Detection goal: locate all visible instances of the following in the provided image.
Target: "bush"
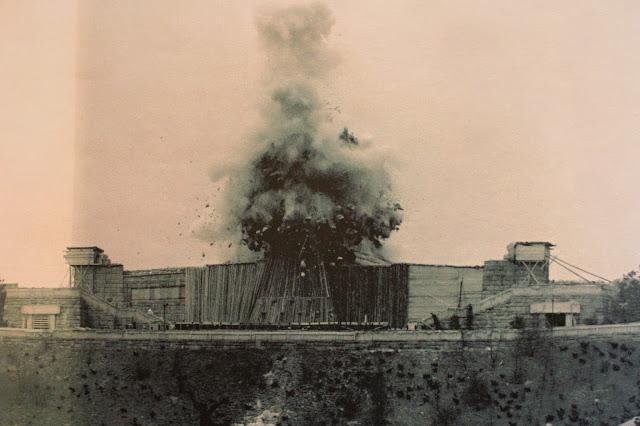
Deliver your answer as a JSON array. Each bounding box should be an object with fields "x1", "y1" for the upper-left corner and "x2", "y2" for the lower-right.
[
  {"x1": 449, "y1": 315, "x2": 461, "y2": 330},
  {"x1": 433, "y1": 405, "x2": 459, "y2": 426},
  {"x1": 510, "y1": 315, "x2": 526, "y2": 329},
  {"x1": 465, "y1": 304, "x2": 474, "y2": 329},
  {"x1": 463, "y1": 372, "x2": 492, "y2": 409},
  {"x1": 432, "y1": 314, "x2": 443, "y2": 330},
  {"x1": 606, "y1": 269, "x2": 640, "y2": 323}
]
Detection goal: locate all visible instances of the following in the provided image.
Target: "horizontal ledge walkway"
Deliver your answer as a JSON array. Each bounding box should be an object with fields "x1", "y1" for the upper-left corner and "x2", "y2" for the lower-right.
[{"x1": 1, "y1": 322, "x2": 640, "y2": 344}]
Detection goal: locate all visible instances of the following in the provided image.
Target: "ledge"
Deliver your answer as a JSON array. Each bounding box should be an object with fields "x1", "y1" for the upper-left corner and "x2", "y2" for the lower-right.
[{"x1": 1, "y1": 323, "x2": 640, "y2": 343}]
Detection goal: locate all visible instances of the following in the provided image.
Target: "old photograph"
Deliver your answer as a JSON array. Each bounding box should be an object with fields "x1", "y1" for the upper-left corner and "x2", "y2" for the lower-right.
[{"x1": 2, "y1": 1, "x2": 640, "y2": 424}]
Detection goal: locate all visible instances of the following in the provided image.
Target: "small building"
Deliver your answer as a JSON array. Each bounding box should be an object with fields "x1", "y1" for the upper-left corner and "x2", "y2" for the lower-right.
[{"x1": 0, "y1": 286, "x2": 82, "y2": 329}]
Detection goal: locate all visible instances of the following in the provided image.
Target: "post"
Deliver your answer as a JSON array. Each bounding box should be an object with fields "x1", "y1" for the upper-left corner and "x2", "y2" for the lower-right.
[{"x1": 163, "y1": 303, "x2": 168, "y2": 330}]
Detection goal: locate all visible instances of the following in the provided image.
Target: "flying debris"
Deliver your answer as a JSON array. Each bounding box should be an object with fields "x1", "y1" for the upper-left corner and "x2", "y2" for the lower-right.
[
  {"x1": 238, "y1": 109, "x2": 402, "y2": 265},
  {"x1": 339, "y1": 127, "x2": 358, "y2": 145},
  {"x1": 202, "y1": 3, "x2": 402, "y2": 269}
]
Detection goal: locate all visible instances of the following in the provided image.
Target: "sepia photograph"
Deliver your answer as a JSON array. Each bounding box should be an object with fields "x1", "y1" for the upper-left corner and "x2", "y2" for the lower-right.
[{"x1": 1, "y1": 1, "x2": 640, "y2": 424}]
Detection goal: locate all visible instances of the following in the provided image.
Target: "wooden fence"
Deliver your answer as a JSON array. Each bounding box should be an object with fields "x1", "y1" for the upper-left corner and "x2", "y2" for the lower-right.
[
  {"x1": 184, "y1": 261, "x2": 409, "y2": 328},
  {"x1": 185, "y1": 262, "x2": 264, "y2": 324},
  {"x1": 328, "y1": 264, "x2": 409, "y2": 328}
]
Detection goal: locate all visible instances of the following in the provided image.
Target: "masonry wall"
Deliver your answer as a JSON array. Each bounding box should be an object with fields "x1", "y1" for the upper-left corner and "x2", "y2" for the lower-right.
[
  {"x1": 71, "y1": 265, "x2": 187, "y2": 323},
  {"x1": 60, "y1": 258, "x2": 606, "y2": 331},
  {"x1": 0, "y1": 285, "x2": 8, "y2": 326},
  {"x1": 406, "y1": 264, "x2": 483, "y2": 323},
  {"x1": 2, "y1": 288, "x2": 82, "y2": 329},
  {"x1": 474, "y1": 284, "x2": 607, "y2": 328},
  {"x1": 482, "y1": 260, "x2": 548, "y2": 296},
  {"x1": 2, "y1": 327, "x2": 640, "y2": 425},
  {"x1": 124, "y1": 268, "x2": 186, "y2": 323},
  {"x1": 72, "y1": 264, "x2": 126, "y2": 307},
  {"x1": 80, "y1": 295, "x2": 120, "y2": 328},
  {"x1": 79, "y1": 293, "x2": 160, "y2": 329}
]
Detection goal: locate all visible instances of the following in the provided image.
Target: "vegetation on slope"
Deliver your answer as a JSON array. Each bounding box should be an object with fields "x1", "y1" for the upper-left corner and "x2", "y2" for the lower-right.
[{"x1": 1, "y1": 331, "x2": 639, "y2": 425}]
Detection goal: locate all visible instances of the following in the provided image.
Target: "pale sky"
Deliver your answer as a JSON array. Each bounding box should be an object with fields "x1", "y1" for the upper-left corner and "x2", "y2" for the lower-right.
[
  {"x1": 2, "y1": 0, "x2": 640, "y2": 286},
  {"x1": 0, "y1": 1, "x2": 76, "y2": 287}
]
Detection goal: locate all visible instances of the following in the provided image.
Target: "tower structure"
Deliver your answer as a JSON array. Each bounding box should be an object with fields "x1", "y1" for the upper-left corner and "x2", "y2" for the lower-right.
[
  {"x1": 64, "y1": 247, "x2": 110, "y2": 290},
  {"x1": 504, "y1": 241, "x2": 554, "y2": 285}
]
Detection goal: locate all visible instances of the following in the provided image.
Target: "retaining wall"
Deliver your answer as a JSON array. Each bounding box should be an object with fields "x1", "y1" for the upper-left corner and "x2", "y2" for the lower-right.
[
  {"x1": 2, "y1": 322, "x2": 640, "y2": 347},
  {"x1": 2, "y1": 324, "x2": 640, "y2": 425}
]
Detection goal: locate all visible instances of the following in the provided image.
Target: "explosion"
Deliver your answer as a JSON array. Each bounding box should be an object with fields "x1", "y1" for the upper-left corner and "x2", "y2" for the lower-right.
[
  {"x1": 210, "y1": 4, "x2": 402, "y2": 266},
  {"x1": 240, "y1": 86, "x2": 402, "y2": 264}
]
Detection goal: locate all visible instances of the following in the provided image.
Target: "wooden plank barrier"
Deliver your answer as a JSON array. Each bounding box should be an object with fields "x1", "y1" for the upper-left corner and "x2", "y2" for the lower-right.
[{"x1": 185, "y1": 261, "x2": 409, "y2": 328}]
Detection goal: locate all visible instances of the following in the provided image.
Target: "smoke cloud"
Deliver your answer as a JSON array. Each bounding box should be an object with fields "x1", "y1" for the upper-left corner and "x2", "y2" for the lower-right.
[
  {"x1": 200, "y1": 3, "x2": 402, "y2": 264},
  {"x1": 256, "y1": 2, "x2": 339, "y2": 81}
]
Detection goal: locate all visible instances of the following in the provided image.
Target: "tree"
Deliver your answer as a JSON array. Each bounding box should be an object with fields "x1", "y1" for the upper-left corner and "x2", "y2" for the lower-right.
[
  {"x1": 432, "y1": 313, "x2": 443, "y2": 330},
  {"x1": 607, "y1": 269, "x2": 640, "y2": 323},
  {"x1": 465, "y1": 304, "x2": 474, "y2": 329},
  {"x1": 449, "y1": 315, "x2": 461, "y2": 330}
]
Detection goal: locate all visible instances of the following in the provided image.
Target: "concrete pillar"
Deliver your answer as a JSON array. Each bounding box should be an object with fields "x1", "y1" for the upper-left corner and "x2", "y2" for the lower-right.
[{"x1": 565, "y1": 313, "x2": 575, "y2": 327}]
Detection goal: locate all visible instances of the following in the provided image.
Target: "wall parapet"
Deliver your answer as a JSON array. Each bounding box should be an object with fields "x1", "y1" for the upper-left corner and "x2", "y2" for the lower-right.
[
  {"x1": 5, "y1": 288, "x2": 81, "y2": 298},
  {"x1": 124, "y1": 268, "x2": 186, "y2": 276}
]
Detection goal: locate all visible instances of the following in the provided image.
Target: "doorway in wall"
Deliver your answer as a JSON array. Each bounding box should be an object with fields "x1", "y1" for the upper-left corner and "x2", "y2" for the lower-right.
[{"x1": 545, "y1": 313, "x2": 566, "y2": 327}]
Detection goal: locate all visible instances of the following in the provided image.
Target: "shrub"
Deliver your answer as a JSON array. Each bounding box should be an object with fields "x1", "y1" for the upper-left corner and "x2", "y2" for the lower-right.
[
  {"x1": 433, "y1": 405, "x2": 459, "y2": 426},
  {"x1": 510, "y1": 315, "x2": 526, "y2": 329},
  {"x1": 606, "y1": 269, "x2": 640, "y2": 323},
  {"x1": 465, "y1": 304, "x2": 474, "y2": 329},
  {"x1": 463, "y1": 371, "x2": 492, "y2": 409},
  {"x1": 449, "y1": 315, "x2": 461, "y2": 330},
  {"x1": 432, "y1": 314, "x2": 443, "y2": 330}
]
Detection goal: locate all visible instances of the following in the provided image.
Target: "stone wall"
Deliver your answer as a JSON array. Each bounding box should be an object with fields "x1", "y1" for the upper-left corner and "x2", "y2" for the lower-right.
[
  {"x1": 2, "y1": 288, "x2": 82, "y2": 329},
  {"x1": 407, "y1": 264, "x2": 483, "y2": 322},
  {"x1": 474, "y1": 284, "x2": 607, "y2": 328},
  {"x1": 55, "y1": 257, "x2": 606, "y2": 332},
  {"x1": 71, "y1": 265, "x2": 187, "y2": 323},
  {"x1": 80, "y1": 292, "x2": 162, "y2": 329},
  {"x1": 72, "y1": 264, "x2": 126, "y2": 307},
  {"x1": 80, "y1": 294, "x2": 120, "y2": 329},
  {"x1": 2, "y1": 326, "x2": 640, "y2": 425},
  {"x1": 0, "y1": 284, "x2": 9, "y2": 326},
  {"x1": 481, "y1": 259, "x2": 548, "y2": 296},
  {"x1": 124, "y1": 269, "x2": 186, "y2": 323}
]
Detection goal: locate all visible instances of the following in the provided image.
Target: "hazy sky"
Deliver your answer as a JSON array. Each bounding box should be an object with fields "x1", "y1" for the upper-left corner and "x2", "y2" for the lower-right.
[
  {"x1": 0, "y1": 1, "x2": 76, "y2": 287},
  {"x1": 2, "y1": 0, "x2": 640, "y2": 286}
]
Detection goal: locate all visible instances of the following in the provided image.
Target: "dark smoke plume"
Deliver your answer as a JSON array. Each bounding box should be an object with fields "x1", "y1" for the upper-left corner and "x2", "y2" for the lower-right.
[{"x1": 205, "y1": 3, "x2": 402, "y2": 265}]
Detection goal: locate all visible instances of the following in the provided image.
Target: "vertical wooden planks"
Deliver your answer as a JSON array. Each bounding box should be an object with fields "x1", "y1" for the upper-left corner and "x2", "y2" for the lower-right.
[{"x1": 185, "y1": 261, "x2": 410, "y2": 327}]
